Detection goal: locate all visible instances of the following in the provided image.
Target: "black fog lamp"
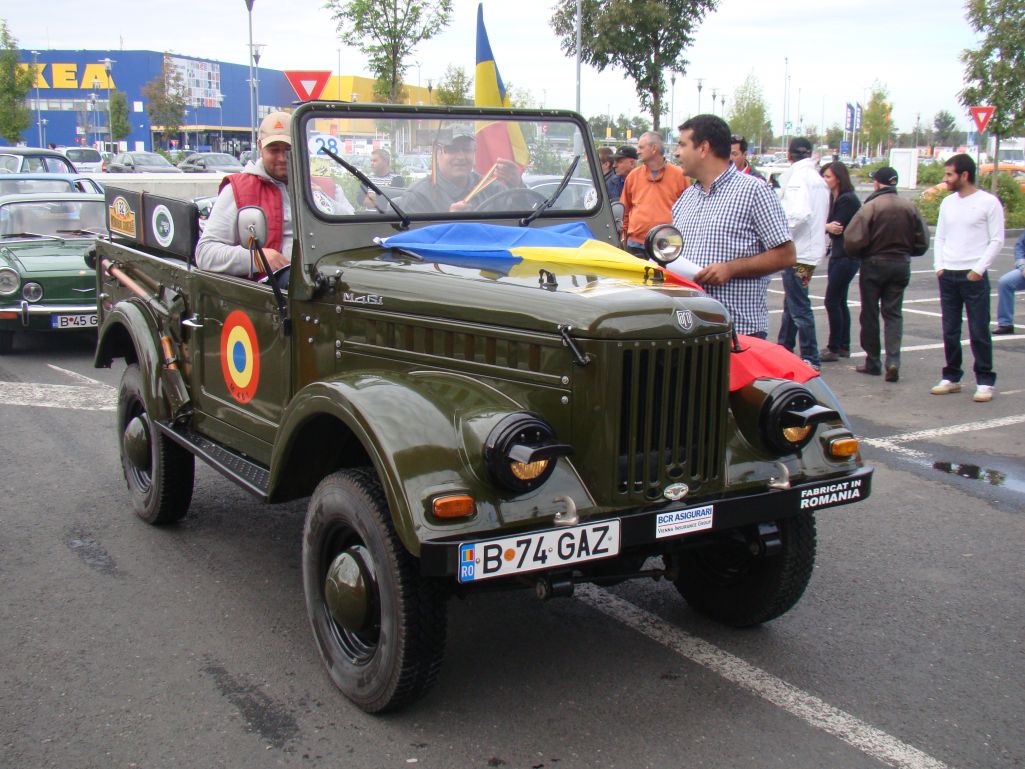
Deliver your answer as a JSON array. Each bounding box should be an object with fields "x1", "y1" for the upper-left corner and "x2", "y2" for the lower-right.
[
  {"x1": 484, "y1": 413, "x2": 573, "y2": 492},
  {"x1": 759, "y1": 383, "x2": 840, "y2": 454},
  {"x1": 644, "y1": 224, "x2": 683, "y2": 266}
]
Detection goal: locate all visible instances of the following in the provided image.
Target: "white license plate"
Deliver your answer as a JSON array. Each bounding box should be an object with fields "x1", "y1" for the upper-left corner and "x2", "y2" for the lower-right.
[
  {"x1": 51, "y1": 313, "x2": 97, "y2": 329},
  {"x1": 457, "y1": 520, "x2": 621, "y2": 583}
]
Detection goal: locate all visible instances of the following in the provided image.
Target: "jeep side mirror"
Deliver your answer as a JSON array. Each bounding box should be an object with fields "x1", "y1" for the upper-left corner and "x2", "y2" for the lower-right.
[{"x1": 237, "y1": 206, "x2": 268, "y2": 250}]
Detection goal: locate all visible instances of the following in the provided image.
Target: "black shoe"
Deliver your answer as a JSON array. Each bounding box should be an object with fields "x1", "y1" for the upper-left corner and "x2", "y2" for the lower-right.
[
  {"x1": 993, "y1": 325, "x2": 1014, "y2": 335},
  {"x1": 819, "y1": 349, "x2": 840, "y2": 362},
  {"x1": 856, "y1": 364, "x2": 881, "y2": 375},
  {"x1": 838, "y1": 347, "x2": 851, "y2": 358},
  {"x1": 884, "y1": 365, "x2": 899, "y2": 382}
]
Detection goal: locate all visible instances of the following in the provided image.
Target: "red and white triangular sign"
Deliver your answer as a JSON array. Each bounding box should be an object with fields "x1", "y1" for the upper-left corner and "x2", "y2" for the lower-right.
[
  {"x1": 284, "y1": 71, "x2": 331, "y2": 102},
  {"x1": 969, "y1": 105, "x2": 995, "y2": 134}
]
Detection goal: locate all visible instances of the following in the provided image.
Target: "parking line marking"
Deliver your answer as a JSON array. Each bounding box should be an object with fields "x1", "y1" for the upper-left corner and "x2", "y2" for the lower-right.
[
  {"x1": 867, "y1": 414, "x2": 1025, "y2": 446},
  {"x1": 0, "y1": 381, "x2": 116, "y2": 411},
  {"x1": 577, "y1": 584, "x2": 951, "y2": 769},
  {"x1": 47, "y1": 364, "x2": 112, "y2": 388}
]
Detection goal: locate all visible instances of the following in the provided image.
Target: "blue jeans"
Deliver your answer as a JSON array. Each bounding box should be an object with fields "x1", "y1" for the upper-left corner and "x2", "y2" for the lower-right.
[
  {"x1": 824, "y1": 256, "x2": 860, "y2": 352},
  {"x1": 938, "y1": 270, "x2": 995, "y2": 386},
  {"x1": 996, "y1": 267, "x2": 1025, "y2": 327},
  {"x1": 777, "y1": 265, "x2": 820, "y2": 365}
]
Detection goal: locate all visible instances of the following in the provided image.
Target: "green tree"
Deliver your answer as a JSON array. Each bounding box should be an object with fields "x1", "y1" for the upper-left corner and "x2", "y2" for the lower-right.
[
  {"x1": 824, "y1": 124, "x2": 843, "y2": 150},
  {"x1": 727, "y1": 73, "x2": 769, "y2": 152},
  {"x1": 142, "y1": 54, "x2": 187, "y2": 149},
  {"x1": 551, "y1": 0, "x2": 718, "y2": 132},
  {"x1": 933, "y1": 110, "x2": 958, "y2": 145},
  {"x1": 434, "y1": 64, "x2": 472, "y2": 106},
  {"x1": 860, "y1": 83, "x2": 893, "y2": 156},
  {"x1": 0, "y1": 20, "x2": 35, "y2": 144},
  {"x1": 109, "y1": 90, "x2": 131, "y2": 143},
  {"x1": 960, "y1": 0, "x2": 1025, "y2": 188},
  {"x1": 325, "y1": 0, "x2": 452, "y2": 104}
]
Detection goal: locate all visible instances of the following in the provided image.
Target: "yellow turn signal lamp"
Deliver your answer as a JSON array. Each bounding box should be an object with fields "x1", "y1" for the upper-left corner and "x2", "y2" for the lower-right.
[
  {"x1": 828, "y1": 437, "x2": 859, "y2": 458},
  {"x1": 432, "y1": 495, "x2": 476, "y2": 519}
]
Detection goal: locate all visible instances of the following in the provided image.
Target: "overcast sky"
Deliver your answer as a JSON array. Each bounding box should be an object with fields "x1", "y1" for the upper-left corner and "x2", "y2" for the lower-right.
[{"x1": 5, "y1": 0, "x2": 980, "y2": 136}]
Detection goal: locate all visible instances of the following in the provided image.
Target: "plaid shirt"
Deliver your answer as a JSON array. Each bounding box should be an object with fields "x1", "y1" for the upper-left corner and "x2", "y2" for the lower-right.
[{"x1": 671, "y1": 163, "x2": 791, "y2": 335}]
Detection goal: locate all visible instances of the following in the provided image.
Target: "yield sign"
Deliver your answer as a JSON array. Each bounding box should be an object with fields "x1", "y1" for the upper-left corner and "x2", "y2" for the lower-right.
[
  {"x1": 969, "y1": 105, "x2": 995, "y2": 134},
  {"x1": 284, "y1": 71, "x2": 332, "y2": 102}
]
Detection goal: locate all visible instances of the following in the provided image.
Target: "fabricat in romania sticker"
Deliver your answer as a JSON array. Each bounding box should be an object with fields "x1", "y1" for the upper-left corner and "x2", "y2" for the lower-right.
[{"x1": 220, "y1": 310, "x2": 260, "y2": 403}]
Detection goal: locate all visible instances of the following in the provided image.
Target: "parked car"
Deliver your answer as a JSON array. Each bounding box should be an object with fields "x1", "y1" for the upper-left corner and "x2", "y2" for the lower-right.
[
  {"x1": 0, "y1": 147, "x2": 77, "y2": 174},
  {"x1": 0, "y1": 191, "x2": 106, "y2": 354},
  {"x1": 58, "y1": 147, "x2": 104, "y2": 173},
  {"x1": 106, "y1": 152, "x2": 182, "y2": 173},
  {"x1": 523, "y1": 173, "x2": 599, "y2": 210},
  {"x1": 177, "y1": 152, "x2": 243, "y2": 173},
  {"x1": 0, "y1": 173, "x2": 103, "y2": 196}
]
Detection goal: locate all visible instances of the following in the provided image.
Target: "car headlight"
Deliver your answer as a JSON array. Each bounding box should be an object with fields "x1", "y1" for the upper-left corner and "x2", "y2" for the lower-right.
[
  {"x1": 483, "y1": 413, "x2": 573, "y2": 492},
  {"x1": 644, "y1": 224, "x2": 683, "y2": 265},
  {"x1": 0, "y1": 268, "x2": 19, "y2": 296},
  {"x1": 759, "y1": 383, "x2": 840, "y2": 454},
  {"x1": 22, "y1": 282, "x2": 43, "y2": 302}
]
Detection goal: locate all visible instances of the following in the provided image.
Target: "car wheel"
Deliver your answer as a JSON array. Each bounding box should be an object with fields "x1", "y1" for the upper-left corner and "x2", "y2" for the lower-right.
[
  {"x1": 673, "y1": 513, "x2": 816, "y2": 627},
  {"x1": 0, "y1": 330, "x2": 13, "y2": 355},
  {"x1": 303, "y1": 468, "x2": 448, "y2": 713},
  {"x1": 117, "y1": 363, "x2": 194, "y2": 524}
]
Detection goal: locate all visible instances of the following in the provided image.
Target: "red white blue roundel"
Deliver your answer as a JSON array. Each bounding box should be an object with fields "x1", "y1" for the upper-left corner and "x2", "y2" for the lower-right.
[{"x1": 220, "y1": 310, "x2": 260, "y2": 403}]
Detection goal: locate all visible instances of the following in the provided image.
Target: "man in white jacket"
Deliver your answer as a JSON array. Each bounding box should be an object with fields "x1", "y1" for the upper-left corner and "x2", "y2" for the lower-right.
[{"x1": 777, "y1": 137, "x2": 830, "y2": 368}]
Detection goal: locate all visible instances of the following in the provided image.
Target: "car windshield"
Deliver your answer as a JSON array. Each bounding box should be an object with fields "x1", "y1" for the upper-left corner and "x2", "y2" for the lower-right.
[
  {"x1": 134, "y1": 153, "x2": 171, "y2": 166},
  {"x1": 204, "y1": 153, "x2": 239, "y2": 165},
  {"x1": 0, "y1": 179, "x2": 76, "y2": 195},
  {"x1": 66, "y1": 148, "x2": 102, "y2": 163},
  {"x1": 301, "y1": 111, "x2": 599, "y2": 220},
  {"x1": 0, "y1": 199, "x2": 106, "y2": 240}
]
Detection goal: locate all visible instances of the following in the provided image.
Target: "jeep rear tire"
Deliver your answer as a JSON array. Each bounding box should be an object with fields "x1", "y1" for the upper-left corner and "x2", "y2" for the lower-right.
[
  {"x1": 673, "y1": 513, "x2": 816, "y2": 627},
  {"x1": 117, "y1": 363, "x2": 194, "y2": 524},
  {"x1": 303, "y1": 468, "x2": 447, "y2": 713}
]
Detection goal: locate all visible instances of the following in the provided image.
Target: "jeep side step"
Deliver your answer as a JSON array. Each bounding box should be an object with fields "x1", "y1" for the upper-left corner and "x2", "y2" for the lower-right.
[{"x1": 154, "y1": 422, "x2": 269, "y2": 499}]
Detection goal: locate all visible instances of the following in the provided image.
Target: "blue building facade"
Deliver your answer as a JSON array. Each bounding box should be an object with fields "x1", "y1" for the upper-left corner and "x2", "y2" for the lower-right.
[{"x1": 13, "y1": 49, "x2": 296, "y2": 154}]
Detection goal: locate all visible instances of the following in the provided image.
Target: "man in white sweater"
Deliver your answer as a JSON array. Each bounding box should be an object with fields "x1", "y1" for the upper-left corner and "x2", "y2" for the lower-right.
[
  {"x1": 777, "y1": 137, "x2": 830, "y2": 369},
  {"x1": 931, "y1": 154, "x2": 1004, "y2": 402}
]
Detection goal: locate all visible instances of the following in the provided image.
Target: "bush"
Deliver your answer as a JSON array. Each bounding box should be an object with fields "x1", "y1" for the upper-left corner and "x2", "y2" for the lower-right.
[
  {"x1": 915, "y1": 172, "x2": 1025, "y2": 227},
  {"x1": 917, "y1": 162, "x2": 945, "y2": 185}
]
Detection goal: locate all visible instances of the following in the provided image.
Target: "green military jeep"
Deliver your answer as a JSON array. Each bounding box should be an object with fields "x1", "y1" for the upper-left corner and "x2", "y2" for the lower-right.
[{"x1": 91, "y1": 103, "x2": 871, "y2": 713}]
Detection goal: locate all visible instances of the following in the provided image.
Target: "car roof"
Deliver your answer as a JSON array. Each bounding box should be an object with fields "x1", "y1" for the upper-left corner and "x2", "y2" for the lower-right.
[
  {"x1": 0, "y1": 191, "x2": 105, "y2": 204},
  {"x1": 0, "y1": 146, "x2": 70, "y2": 159}
]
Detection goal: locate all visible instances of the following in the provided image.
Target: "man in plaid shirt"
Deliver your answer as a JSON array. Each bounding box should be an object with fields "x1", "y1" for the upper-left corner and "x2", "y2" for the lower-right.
[{"x1": 671, "y1": 115, "x2": 795, "y2": 337}]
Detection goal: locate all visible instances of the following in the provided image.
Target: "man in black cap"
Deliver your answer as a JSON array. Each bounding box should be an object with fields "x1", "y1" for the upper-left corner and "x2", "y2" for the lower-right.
[
  {"x1": 400, "y1": 134, "x2": 522, "y2": 213},
  {"x1": 607, "y1": 145, "x2": 638, "y2": 202},
  {"x1": 843, "y1": 166, "x2": 930, "y2": 382}
]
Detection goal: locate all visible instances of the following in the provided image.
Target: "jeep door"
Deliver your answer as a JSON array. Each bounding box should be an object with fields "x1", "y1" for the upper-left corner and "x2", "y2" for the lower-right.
[{"x1": 188, "y1": 272, "x2": 290, "y2": 461}]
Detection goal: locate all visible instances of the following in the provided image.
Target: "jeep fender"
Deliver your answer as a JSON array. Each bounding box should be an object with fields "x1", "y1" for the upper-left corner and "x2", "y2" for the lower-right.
[
  {"x1": 94, "y1": 300, "x2": 167, "y2": 420},
  {"x1": 269, "y1": 370, "x2": 592, "y2": 556}
]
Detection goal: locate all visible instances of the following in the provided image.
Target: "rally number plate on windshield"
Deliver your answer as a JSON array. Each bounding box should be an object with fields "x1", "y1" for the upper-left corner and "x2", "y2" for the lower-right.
[{"x1": 457, "y1": 520, "x2": 621, "y2": 583}]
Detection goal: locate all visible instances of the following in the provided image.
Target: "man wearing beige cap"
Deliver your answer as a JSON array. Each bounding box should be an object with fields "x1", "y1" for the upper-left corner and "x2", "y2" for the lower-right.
[{"x1": 197, "y1": 111, "x2": 352, "y2": 280}]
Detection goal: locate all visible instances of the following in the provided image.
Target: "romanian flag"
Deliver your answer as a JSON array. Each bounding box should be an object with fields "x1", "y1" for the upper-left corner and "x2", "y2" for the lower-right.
[
  {"x1": 378, "y1": 222, "x2": 701, "y2": 288},
  {"x1": 474, "y1": 3, "x2": 530, "y2": 173}
]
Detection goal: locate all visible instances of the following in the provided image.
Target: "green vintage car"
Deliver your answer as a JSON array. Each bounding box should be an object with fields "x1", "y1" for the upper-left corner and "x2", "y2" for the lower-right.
[
  {"x1": 0, "y1": 192, "x2": 105, "y2": 354},
  {"x1": 92, "y1": 103, "x2": 872, "y2": 714}
]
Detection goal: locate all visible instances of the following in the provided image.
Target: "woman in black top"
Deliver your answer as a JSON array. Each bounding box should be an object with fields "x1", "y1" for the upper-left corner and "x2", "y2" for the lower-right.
[{"x1": 820, "y1": 162, "x2": 862, "y2": 361}]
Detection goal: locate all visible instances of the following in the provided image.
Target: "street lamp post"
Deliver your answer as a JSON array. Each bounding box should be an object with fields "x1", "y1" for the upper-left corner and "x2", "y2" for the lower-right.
[
  {"x1": 711, "y1": 89, "x2": 717, "y2": 117},
  {"x1": 88, "y1": 93, "x2": 97, "y2": 148},
  {"x1": 252, "y1": 43, "x2": 264, "y2": 124},
  {"x1": 696, "y1": 79, "x2": 703, "y2": 114},
  {"x1": 217, "y1": 95, "x2": 224, "y2": 150},
  {"x1": 92, "y1": 77, "x2": 102, "y2": 149},
  {"x1": 720, "y1": 94, "x2": 726, "y2": 119},
  {"x1": 31, "y1": 51, "x2": 42, "y2": 146},
  {"x1": 427, "y1": 79, "x2": 432, "y2": 105},
  {"x1": 670, "y1": 72, "x2": 676, "y2": 138},
  {"x1": 41, "y1": 118, "x2": 48, "y2": 147},
  {"x1": 101, "y1": 58, "x2": 115, "y2": 152},
  {"x1": 245, "y1": 0, "x2": 256, "y2": 149}
]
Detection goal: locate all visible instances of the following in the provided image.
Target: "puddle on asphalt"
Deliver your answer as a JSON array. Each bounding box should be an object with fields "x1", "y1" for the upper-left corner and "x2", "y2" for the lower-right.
[{"x1": 932, "y1": 461, "x2": 1025, "y2": 494}]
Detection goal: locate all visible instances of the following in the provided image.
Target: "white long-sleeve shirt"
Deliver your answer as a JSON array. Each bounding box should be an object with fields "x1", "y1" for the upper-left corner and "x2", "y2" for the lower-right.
[
  {"x1": 779, "y1": 158, "x2": 830, "y2": 268},
  {"x1": 933, "y1": 188, "x2": 1005, "y2": 274}
]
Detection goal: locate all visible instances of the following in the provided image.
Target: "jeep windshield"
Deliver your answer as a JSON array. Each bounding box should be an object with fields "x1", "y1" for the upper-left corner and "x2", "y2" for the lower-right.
[{"x1": 298, "y1": 107, "x2": 601, "y2": 221}]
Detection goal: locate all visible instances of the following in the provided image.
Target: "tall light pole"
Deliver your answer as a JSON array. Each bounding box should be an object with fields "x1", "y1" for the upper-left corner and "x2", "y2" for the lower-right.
[
  {"x1": 782, "y1": 57, "x2": 788, "y2": 150},
  {"x1": 670, "y1": 72, "x2": 676, "y2": 138},
  {"x1": 252, "y1": 43, "x2": 264, "y2": 124},
  {"x1": 711, "y1": 88, "x2": 717, "y2": 117},
  {"x1": 574, "y1": 0, "x2": 582, "y2": 113},
  {"x1": 427, "y1": 79, "x2": 432, "y2": 105},
  {"x1": 720, "y1": 94, "x2": 726, "y2": 119},
  {"x1": 88, "y1": 92, "x2": 97, "y2": 148},
  {"x1": 217, "y1": 94, "x2": 224, "y2": 150},
  {"x1": 101, "y1": 58, "x2": 115, "y2": 152},
  {"x1": 31, "y1": 51, "x2": 42, "y2": 146},
  {"x1": 41, "y1": 118, "x2": 48, "y2": 147},
  {"x1": 92, "y1": 77, "x2": 102, "y2": 149},
  {"x1": 245, "y1": 0, "x2": 256, "y2": 148},
  {"x1": 696, "y1": 79, "x2": 703, "y2": 114}
]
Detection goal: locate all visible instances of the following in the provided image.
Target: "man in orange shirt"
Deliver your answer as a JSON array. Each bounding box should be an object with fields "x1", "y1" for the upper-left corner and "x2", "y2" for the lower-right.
[{"x1": 621, "y1": 131, "x2": 690, "y2": 256}]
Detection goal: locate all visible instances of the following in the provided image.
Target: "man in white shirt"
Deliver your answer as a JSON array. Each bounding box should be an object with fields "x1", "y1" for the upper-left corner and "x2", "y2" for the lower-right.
[
  {"x1": 777, "y1": 137, "x2": 830, "y2": 368},
  {"x1": 931, "y1": 153, "x2": 1004, "y2": 402}
]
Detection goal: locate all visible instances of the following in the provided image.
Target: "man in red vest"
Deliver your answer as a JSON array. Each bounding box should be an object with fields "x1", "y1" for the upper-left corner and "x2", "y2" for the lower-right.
[{"x1": 196, "y1": 112, "x2": 353, "y2": 280}]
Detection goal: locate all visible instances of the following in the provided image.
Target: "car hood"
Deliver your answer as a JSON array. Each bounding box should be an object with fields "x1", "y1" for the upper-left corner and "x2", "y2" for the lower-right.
[
  {"x1": 0, "y1": 239, "x2": 95, "y2": 275},
  {"x1": 323, "y1": 246, "x2": 730, "y2": 340}
]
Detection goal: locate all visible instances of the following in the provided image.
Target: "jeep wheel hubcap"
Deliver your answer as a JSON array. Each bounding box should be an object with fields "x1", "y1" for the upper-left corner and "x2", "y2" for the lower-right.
[
  {"x1": 325, "y1": 547, "x2": 371, "y2": 632},
  {"x1": 123, "y1": 415, "x2": 151, "y2": 472}
]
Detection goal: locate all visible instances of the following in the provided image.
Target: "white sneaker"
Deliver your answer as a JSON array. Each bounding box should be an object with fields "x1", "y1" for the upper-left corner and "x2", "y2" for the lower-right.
[
  {"x1": 973, "y1": 385, "x2": 994, "y2": 402},
  {"x1": 930, "y1": 379, "x2": 962, "y2": 395}
]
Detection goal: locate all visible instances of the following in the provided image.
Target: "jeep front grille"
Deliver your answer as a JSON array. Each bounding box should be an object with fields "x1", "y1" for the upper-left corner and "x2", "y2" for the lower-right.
[{"x1": 616, "y1": 333, "x2": 730, "y2": 501}]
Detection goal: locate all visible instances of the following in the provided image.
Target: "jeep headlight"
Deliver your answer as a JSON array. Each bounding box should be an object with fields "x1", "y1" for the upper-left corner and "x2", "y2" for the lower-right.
[
  {"x1": 644, "y1": 224, "x2": 683, "y2": 265},
  {"x1": 0, "y1": 268, "x2": 19, "y2": 296},
  {"x1": 759, "y1": 383, "x2": 840, "y2": 454},
  {"x1": 484, "y1": 413, "x2": 573, "y2": 492},
  {"x1": 22, "y1": 282, "x2": 43, "y2": 302}
]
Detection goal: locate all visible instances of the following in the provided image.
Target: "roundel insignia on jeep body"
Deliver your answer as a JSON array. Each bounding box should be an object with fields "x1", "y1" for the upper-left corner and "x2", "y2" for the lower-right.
[{"x1": 220, "y1": 310, "x2": 260, "y2": 403}]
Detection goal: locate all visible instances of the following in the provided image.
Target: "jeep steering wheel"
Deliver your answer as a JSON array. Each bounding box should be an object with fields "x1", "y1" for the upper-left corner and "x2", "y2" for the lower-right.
[{"x1": 474, "y1": 186, "x2": 548, "y2": 212}]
